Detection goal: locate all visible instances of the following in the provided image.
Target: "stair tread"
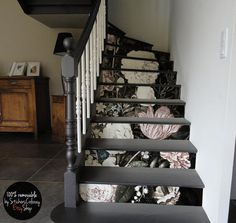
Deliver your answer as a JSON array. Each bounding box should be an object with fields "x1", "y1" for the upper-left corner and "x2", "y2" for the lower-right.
[
  {"x1": 103, "y1": 53, "x2": 159, "y2": 61},
  {"x1": 101, "y1": 67, "x2": 173, "y2": 73},
  {"x1": 91, "y1": 116, "x2": 191, "y2": 125},
  {"x1": 79, "y1": 167, "x2": 204, "y2": 188},
  {"x1": 96, "y1": 98, "x2": 185, "y2": 105},
  {"x1": 105, "y1": 42, "x2": 166, "y2": 55},
  {"x1": 98, "y1": 82, "x2": 181, "y2": 87},
  {"x1": 86, "y1": 138, "x2": 197, "y2": 153},
  {"x1": 51, "y1": 203, "x2": 210, "y2": 223}
]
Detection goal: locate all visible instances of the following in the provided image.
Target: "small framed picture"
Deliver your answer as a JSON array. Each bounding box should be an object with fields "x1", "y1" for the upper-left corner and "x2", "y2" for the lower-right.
[
  {"x1": 12, "y1": 62, "x2": 27, "y2": 76},
  {"x1": 27, "y1": 62, "x2": 40, "y2": 77},
  {"x1": 9, "y1": 62, "x2": 16, "y2": 76}
]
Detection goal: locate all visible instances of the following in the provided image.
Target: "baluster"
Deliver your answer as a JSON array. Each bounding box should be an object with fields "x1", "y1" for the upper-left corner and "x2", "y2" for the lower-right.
[
  {"x1": 76, "y1": 62, "x2": 82, "y2": 153},
  {"x1": 99, "y1": 7, "x2": 103, "y2": 64},
  {"x1": 93, "y1": 23, "x2": 97, "y2": 89},
  {"x1": 85, "y1": 42, "x2": 91, "y2": 119},
  {"x1": 89, "y1": 34, "x2": 94, "y2": 104},
  {"x1": 102, "y1": 0, "x2": 105, "y2": 51},
  {"x1": 96, "y1": 18, "x2": 100, "y2": 77},
  {"x1": 103, "y1": 0, "x2": 106, "y2": 39},
  {"x1": 81, "y1": 52, "x2": 87, "y2": 135}
]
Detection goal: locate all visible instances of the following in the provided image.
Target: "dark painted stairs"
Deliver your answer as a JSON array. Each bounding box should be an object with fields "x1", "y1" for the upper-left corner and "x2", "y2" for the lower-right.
[{"x1": 52, "y1": 23, "x2": 210, "y2": 222}]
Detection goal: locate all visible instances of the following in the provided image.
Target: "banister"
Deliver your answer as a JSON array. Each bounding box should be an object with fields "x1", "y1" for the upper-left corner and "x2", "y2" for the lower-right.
[
  {"x1": 74, "y1": 0, "x2": 101, "y2": 62},
  {"x1": 61, "y1": 0, "x2": 106, "y2": 208}
]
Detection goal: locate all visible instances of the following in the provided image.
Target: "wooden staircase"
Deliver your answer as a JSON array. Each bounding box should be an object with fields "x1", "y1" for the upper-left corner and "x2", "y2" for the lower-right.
[
  {"x1": 51, "y1": 22, "x2": 210, "y2": 222},
  {"x1": 18, "y1": 1, "x2": 210, "y2": 222}
]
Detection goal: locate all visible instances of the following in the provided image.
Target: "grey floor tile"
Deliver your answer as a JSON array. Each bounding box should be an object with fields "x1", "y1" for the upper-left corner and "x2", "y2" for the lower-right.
[
  {"x1": 30, "y1": 159, "x2": 67, "y2": 182},
  {"x1": 0, "y1": 180, "x2": 15, "y2": 206},
  {"x1": 53, "y1": 149, "x2": 66, "y2": 160},
  {"x1": 0, "y1": 158, "x2": 48, "y2": 181},
  {"x1": 0, "y1": 144, "x2": 64, "y2": 159}
]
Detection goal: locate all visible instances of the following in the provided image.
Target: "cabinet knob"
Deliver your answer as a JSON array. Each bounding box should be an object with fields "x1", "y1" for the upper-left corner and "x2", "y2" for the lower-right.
[{"x1": 10, "y1": 81, "x2": 17, "y2": 85}]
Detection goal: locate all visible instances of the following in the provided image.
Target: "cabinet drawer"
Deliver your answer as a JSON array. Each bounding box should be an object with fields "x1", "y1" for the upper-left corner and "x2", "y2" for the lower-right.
[{"x1": 0, "y1": 79, "x2": 32, "y2": 88}]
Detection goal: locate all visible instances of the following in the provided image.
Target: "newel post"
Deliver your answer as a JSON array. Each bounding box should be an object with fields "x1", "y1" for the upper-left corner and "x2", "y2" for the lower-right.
[{"x1": 61, "y1": 37, "x2": 79, "y2": 208}]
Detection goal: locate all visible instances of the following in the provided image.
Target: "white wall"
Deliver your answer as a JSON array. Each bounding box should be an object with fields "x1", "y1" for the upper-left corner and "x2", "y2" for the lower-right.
[
  {"x1": 0, "y1": 0, "x2": 82, "y2": 95},
  {"x1": 108, "y1": 0, "x2": 170, "y2": 52},
  {"x1": 170, "y1": 1, "x2": 236, "y2": 222}
]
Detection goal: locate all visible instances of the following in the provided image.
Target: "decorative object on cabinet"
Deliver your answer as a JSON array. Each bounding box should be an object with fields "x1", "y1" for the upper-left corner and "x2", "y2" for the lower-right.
[
  {"x1": 9, "y1": 62, "x2": 16, "y2": 76},
  {"x1": 0, "y1": 76, "x2": 51, "y2": 138},
  {"x1": 12, "y1": 62, "x2": 27, "y2": 76},
  {"x1": 51, "y1": 95, "x2": 65, "y2": 142},
  {"x1": 27, "y1": 62, "x2": 40, "y2": 76}
]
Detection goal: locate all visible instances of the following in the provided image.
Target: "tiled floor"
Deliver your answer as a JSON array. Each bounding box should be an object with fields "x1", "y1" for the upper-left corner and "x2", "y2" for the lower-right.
[{"x1": 0, "y1": 133, "x2": 66, "y2": 223}]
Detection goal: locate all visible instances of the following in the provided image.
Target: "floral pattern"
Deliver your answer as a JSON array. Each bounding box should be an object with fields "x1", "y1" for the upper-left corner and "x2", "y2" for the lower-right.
[
  {"x1": 99, "y1": 83, "x2": 181, "y2": 100},
  {"x1": 81, "y1": 113, "x2": 194, "y2": 204},
  {"x1": 100, "y1": 70, "x2": 177, "y2": 86},
  {"x1": 160, "y1": 152, "x2": 191, "y2": 169},
  {"x1": 80, "y1": 32, "x2": 201, "y2": 206},
  {"x1": 153, "y1": 186, "x2": 181, "y2": 205},
  {"x1": 80, "y1": 184, "x2": 117, "y2": 202},
  {"x1": 138, "y1": 106, "x2": 181, "y2": 140},
  {"x1": 96, "y1": 102, "x2": 184, "y2": 118}
]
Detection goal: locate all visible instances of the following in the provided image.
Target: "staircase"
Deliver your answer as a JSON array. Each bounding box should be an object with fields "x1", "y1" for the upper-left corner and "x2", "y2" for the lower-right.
[
  {"x1": 17, "y1": 0, "x2": 210, "y2": 222},
  {"x1": 51, "y1": 20, "x2": 210, "y2": 223}
]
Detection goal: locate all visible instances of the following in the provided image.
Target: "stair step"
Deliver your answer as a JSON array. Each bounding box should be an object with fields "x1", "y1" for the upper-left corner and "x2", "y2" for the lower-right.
[
  {"x1": 103, "y1": 53, "x2": 158, "y2": 61},
  {"x1": 79, "y1": 167, "x2": 204, "y2": 188},
  {"x1": 105, "y1": 42, "x2": 166, "y2": 56},
  {"x1": 96, "y1": 98, "x2": 186, "y2": 106},
  {"x1": 98, "y1": 82, "x2": 181, "y2": 87},
  {"x1": 100, "y1": 70, "x2": 177, "y2": 85},
  {"x1": 86, "y1": 138, "x2": 197, "y2": 153},
  {"x1": 51, "y1": 203, "x2": 210, "y2": 223},
  {"x1": 91, "y1": 116, "x2": 191, "y2": 125},
  {"x1": 102, "y1": 67, "x2": 162, "y2": 73}
]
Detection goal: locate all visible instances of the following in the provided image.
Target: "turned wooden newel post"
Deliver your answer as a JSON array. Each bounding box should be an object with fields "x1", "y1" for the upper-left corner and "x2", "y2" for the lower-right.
[{"x1": 61, "y1": 37, "x2": 79, "y2": 208}]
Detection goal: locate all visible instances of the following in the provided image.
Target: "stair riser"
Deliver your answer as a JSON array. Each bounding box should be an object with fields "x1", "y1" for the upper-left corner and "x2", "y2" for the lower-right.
[
  {"x1": 105, "y1": 42, "x2": 170, "y2": 61},
  {"x1": 106, "y1": 35, "x2": 154, "y2": 52},
  {"x1": 98, "y1": 84, "x2": 181, "y2": 99},
  {"x1": 103, "y1": 56, "x2": 173, "y2": 71},
  {"x1": 100, "y1": 70, "x2": 177, "y2": 85},
  {"x1": 91, "y1": 123, "x2": 190, "y2": 141},
  {"x1": 79, "y1": 184, "x2": 202, "y2": 206},
  {"x1": 85, "y1": 149, "x2": 196, "y2": 169},
  {"x1": 96, "y1": 103, "x2": 185, "y2": 118}
]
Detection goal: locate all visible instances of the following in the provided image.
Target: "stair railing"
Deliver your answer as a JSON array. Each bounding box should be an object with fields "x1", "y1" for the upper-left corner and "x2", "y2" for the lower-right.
[{"x1": 61, "y1": 0, "x2": 106, "y2": 208}]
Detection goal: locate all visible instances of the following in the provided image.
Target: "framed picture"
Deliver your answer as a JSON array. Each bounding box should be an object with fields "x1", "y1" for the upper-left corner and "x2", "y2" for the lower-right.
[
  {"x1": 9, "y1": 62, "x2": 16, "y2": 76},
  {"x1": 12, "y1": 62, "x2": 27, "y2": 76},
  {"x1": 27, "y1": 62, "x2": 40, "y2": 77}
]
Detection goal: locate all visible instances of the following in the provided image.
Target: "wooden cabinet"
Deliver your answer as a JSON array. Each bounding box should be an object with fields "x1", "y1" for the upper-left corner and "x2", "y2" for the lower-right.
[
  {"x1": 51, "y1": 95, "x2": 66, "y2": 142},
  {"x1": 0, "y1": 77, "x2": 51, "y2": 138}
]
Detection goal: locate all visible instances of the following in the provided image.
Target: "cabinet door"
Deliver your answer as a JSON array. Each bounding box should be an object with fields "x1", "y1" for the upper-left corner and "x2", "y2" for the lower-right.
[{"x1": 0, "y1": 88, "x2": 35, "y2": 130}]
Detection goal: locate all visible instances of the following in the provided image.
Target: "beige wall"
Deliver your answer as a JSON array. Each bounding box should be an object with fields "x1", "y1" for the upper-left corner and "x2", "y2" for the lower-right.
[
  {"x1": 108, "y1": 0, "x2": 170, "y2": 52},
  {"x1": 0, "y1": 0, "x2": 82, "y2": 95}
]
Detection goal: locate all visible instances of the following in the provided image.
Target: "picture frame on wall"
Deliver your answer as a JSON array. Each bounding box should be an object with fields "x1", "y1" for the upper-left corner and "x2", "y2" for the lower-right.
[
  {"x1": 27, "y1": 62, "x2": 40, "y2": 77},
  {"x1": 11, "y1": 62, "x2": 27, "y2": 76}
]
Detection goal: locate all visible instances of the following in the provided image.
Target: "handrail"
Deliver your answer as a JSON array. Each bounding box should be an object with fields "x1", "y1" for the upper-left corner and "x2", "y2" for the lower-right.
[
  {"x1": 61, "y1": 0, "x2": 106, "y2": 208},
  {"x1": 74, "y1": 0, "x2": 101, "y2": 62}
]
